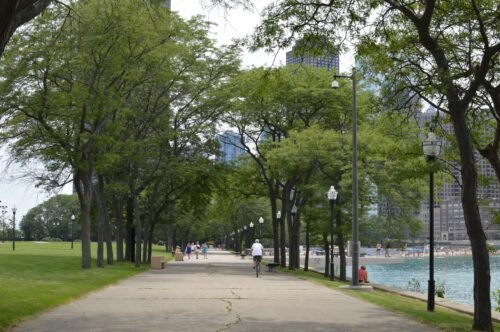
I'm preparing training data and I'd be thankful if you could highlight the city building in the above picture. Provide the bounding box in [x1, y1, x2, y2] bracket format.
[417, 108, 500, 241]
[218, 130, 244, 163]
[285, 39, 339, 72]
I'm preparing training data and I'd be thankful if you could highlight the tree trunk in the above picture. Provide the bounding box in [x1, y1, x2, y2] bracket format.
[270, 194, 280, 264]
[336, 209, 347, 281]
[304, 216, 309, 271]
[125, 197, 134, 262]
[323, 234, 329, 278]
[132, 193, 142, 267]
[451, 110, 492, 330]
[112, 195, 124, 261]
[0, 0, 52, 56]
[279, 210, 286, 268]
[74, 170, 93, 269]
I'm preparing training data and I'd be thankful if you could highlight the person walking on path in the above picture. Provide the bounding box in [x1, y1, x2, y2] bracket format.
[202, 242, 208, 259]
[195, 241, 201, 259]
[251, 239, 263, 269]
[185, 242, 192, 259]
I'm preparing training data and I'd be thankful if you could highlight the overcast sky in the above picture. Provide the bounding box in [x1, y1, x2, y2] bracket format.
[0, 0, 354, 221]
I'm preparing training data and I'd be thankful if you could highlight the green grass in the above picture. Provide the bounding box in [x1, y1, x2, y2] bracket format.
[0, 241, 170, 331]
[275, 265, 500, 332]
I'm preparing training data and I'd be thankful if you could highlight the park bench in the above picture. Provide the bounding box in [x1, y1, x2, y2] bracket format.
[151, 256, 165, 269]
[267, 263, 279, 272]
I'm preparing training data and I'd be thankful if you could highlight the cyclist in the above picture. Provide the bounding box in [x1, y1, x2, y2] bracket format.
[251, 239, 264, 270]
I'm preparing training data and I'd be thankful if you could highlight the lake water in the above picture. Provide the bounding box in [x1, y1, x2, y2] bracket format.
[346, 255, 500, 307]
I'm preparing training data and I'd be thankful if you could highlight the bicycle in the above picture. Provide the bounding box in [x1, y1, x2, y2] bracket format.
[254, 255, 262, 278]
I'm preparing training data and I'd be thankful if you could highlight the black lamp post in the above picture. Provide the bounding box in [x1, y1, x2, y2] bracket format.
[249, 222, 254, 243]
[327, 185, 338, 281]
[276, 211, 281, 263]
[12, 206, 17, 251]
[243, 225, 247, 249]
[332, 68, 359, 286]
[70, 214, 75, 249]
[259, 216, 264, 238]
[422, 131, 441, 312]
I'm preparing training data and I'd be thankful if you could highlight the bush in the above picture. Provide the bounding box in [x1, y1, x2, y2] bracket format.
[493, 289, 500, 312]
[436, 279, 447, 298]
[407, 278, 422, 293]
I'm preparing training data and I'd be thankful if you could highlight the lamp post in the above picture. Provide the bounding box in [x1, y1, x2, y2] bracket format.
[327, 185, 338, 281]
[243, 225, 247, 249]
[70, 214, 75, 249]
[259, 216, 264, 238]
[332, 68, 359, 286]
[276, 211, 282, 263]
[422, 131, 441, 312]
[12, 206, 17, 251]
[249, 222, 254, 242]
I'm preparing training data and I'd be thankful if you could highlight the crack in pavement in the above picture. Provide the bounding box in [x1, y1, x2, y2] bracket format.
[216, 300, 241, 332]
[230, 289, 242, 299]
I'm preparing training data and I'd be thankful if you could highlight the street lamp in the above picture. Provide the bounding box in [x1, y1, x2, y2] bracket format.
[259, 216, 264, 238]
[12, 206, 17, 251]
[276, 211, 282, 264]
[243, 225, 247, 249]
[423, 131, 442, 312]
[249, 222, 254, 243]
[70, 214, 75, 249]
[327, 185, 338, 281]
[332, 68, 359, 286]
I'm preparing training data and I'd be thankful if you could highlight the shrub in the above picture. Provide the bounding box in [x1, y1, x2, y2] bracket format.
[493, 289, 500, 312]
[436, 279, 447, 298]
[407, 278, 422, 293]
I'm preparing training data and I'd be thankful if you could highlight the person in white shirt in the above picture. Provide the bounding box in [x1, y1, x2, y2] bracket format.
[251, 239, 264, 269]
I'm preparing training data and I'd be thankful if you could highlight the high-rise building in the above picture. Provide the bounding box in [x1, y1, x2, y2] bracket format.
[286, 39, 339, 72]
[163, 0, 171, 10]
[417, 108, 500, 240]
[218, 130, 244, 163]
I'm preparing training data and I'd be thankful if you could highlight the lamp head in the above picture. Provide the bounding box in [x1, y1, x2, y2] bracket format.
[12, 207, 17, 214]
[259, 216, 264, 224]
[331, 80, 339, 89]
[422, 132, 442, 159]
[71, 214, 75, 220]
[249, 222, 254, 228]
[327, 185, 338, 201]
[276, 210, 281, 219]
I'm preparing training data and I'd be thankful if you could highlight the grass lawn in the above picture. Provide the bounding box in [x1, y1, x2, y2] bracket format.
[0, 241, 170, 331]
[276, 266, 500, 332]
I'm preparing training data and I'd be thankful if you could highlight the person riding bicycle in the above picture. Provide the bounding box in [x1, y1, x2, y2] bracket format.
[251, 239, 264, 269]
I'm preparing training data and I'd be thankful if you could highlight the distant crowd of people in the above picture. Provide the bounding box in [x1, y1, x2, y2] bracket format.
[184, 241, 208, 259]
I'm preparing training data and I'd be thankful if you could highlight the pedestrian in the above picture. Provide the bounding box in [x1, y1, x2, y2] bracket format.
[358, 265, 369, 283]
[195, 241, 200, 259]
[185, 242, 192, 259]
[376, 242, 382, 256]
[202, 242, 208, 259]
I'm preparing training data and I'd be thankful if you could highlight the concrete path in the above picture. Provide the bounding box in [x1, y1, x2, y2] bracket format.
[12, 251, 437, 332]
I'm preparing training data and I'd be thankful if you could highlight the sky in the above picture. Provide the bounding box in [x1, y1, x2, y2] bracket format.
[0, 0, 354, 221]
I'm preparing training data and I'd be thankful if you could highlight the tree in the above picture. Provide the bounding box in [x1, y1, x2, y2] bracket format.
[251, 1, 499, 329]
[0, 0, 240, 268]
[0, 0, 52, 57]
[20, 195, 80, 241]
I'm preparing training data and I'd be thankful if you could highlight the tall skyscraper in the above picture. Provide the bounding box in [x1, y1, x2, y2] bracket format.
[163, 0, 171, 10]
[218, 130, 244, 163]
[286, 39, 339, 72]
[417, 108, 500, 240]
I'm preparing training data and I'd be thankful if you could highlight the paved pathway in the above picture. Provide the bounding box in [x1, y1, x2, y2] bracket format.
[12, 251, 437, 332]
